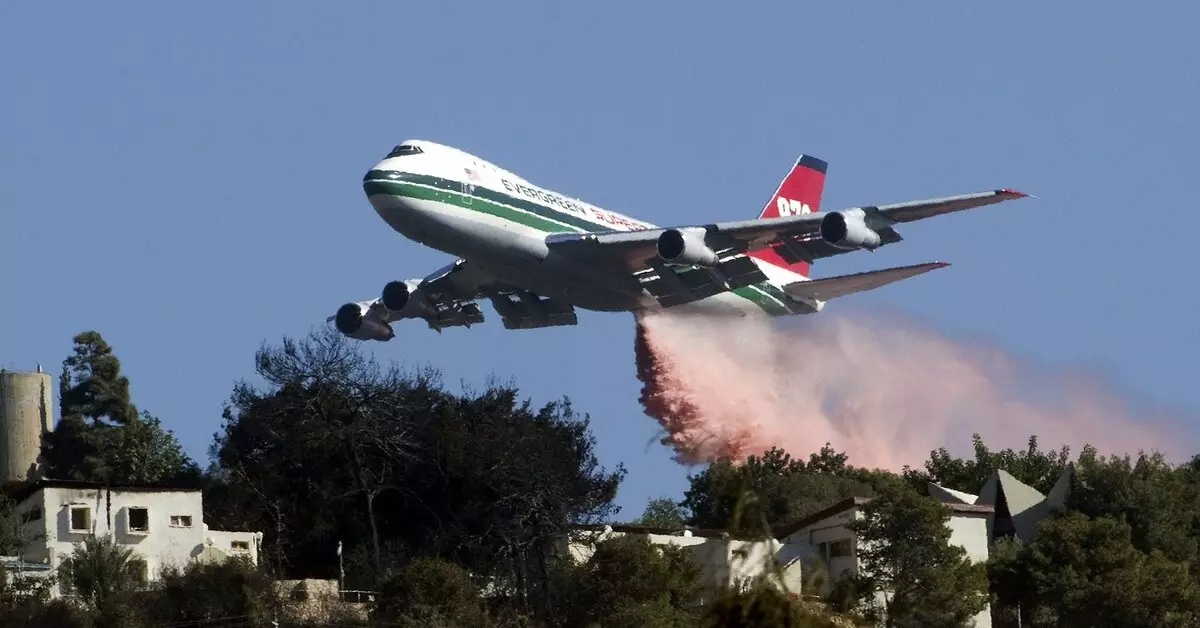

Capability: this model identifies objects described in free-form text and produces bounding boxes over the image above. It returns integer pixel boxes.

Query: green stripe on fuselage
[365,170,602,233]
[363,170,797,318]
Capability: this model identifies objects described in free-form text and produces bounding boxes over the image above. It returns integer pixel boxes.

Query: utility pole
[337,540,345,601]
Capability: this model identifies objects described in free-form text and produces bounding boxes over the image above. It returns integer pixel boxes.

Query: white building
[774,497,994,628]
[564,524,800,598]
[3,479,261,592]
[567,495,995,627]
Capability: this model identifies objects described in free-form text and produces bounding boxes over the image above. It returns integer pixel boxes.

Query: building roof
[3,478,203,504]
[929,483,981,505]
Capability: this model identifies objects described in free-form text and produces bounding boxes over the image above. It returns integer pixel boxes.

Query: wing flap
[782,261,949,302]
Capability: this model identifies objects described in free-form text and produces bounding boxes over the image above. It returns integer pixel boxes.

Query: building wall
[40,486,207,580]
[565,528,804,596]
[783,507,993,628]
[207,528,263,564]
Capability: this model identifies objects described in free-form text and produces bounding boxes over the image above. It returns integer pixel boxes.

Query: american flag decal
[464,167,481,181]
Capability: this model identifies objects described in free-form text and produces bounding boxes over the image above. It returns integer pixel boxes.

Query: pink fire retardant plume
[633,309,1194,469]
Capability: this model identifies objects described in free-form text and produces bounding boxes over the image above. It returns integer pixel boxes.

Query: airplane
[330,139,1028,341]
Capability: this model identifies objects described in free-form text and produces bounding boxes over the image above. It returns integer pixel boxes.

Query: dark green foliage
[206,326,624,604]
[903,433,1071,495]
[847,482,990,628]
[41,331,200,486]
[1067,446,1200,563]
[683,445,897,534]
[373,557,489,628]
[701,580,854,628]
[988,510,1200,628]
[634,496,688,528]
[150,558,279,626]
[561,535,703,628]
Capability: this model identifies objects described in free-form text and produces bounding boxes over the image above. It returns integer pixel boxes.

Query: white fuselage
[362,140,810,318]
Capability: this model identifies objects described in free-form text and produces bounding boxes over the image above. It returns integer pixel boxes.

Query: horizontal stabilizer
[782,261,949,302]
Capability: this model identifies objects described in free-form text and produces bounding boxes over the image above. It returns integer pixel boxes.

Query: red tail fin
[747,155,827,277]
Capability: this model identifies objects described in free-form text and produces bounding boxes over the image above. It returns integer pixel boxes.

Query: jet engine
[819,209,882,250]
[656,227,720,267]
[333,301,394,341]
[381,279,435,318]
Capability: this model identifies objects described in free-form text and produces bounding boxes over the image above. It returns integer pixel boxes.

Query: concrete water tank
[0,369,53,486]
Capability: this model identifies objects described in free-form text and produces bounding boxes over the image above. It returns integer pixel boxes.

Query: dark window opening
[70,506,90,532]
[386,144,424,158]
[128,507,149,533]
[829,539,853,558]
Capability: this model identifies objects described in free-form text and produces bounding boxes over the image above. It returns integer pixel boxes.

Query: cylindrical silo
[0,369,54,486]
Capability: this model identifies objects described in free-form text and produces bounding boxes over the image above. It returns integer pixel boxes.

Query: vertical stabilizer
[747,155,827,277]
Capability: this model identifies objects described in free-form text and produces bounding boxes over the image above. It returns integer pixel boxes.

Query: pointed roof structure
[928,483,980,505]
[926,464,1076,543]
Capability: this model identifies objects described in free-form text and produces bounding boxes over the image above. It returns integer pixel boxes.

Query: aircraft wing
[782,261,949,302]
[544,188,1026,309]
[546,189,1027,272]
[328,258,578,340]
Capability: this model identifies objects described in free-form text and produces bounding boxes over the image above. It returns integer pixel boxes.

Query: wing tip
[997,188,1036,199]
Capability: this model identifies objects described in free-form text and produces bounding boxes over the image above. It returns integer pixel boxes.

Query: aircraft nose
[362,166,392,199]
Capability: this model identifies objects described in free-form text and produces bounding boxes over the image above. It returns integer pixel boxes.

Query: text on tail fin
[749,154,828,276]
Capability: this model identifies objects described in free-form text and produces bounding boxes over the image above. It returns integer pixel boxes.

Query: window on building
[829,539,853,558]
[231,540,250,552]
[127,507,149,534]
[69,505,91,532]
[170,515,193,528]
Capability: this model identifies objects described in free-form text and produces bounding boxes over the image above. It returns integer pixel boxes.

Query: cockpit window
[386,144,424,158]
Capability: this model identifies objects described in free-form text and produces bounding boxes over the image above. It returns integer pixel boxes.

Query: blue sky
[2,2,1197,518]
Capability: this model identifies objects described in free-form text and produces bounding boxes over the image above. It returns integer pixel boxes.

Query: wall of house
[564,528,802,595]
[781,508,861,593]
[37,487,206,581]
[206,528,262,565]
[947,513,992,628]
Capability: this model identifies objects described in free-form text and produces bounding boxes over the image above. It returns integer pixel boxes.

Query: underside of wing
[329,258,578,340]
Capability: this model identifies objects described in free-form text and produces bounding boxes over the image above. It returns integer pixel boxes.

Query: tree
[57,535,141,626]
[702,578,857,628]
[374,557,490,628]
[990,510,1200,628]
[151,558,280,628]
[847,483,990,628]
[562,534,703,628]
[904,433,1071,496]
[42,331,199,486]
[1067,447,1200,564]
[635,497,688,528]
[683,446,897,534]
[208,325,625,613]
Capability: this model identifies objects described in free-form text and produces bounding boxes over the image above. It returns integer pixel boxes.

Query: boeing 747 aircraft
[330,140,1027,341]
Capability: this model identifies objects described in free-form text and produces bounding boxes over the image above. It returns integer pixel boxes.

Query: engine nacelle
[381,279,435,318]
[333,302,394,341]
[819,209,882,250]
[656,227,720,267]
